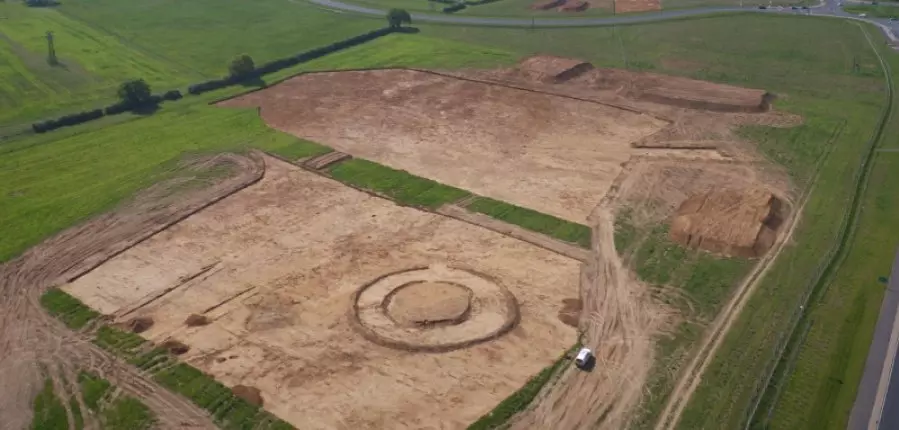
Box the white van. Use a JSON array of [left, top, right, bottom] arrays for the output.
[[575, 347, 593, 370]]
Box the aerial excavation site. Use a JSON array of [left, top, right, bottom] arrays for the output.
[[2, 2, 896, 429]]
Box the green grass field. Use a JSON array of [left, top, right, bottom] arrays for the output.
[[762, 38, 899, 430], [673, 23, 889, 430], [465, 197, 592, 248], [844, 4, 899, 18], [328, 158, 471, 208], [0, 0, 381, 128]]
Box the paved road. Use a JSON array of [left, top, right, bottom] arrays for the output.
[[849, 248, 899, 430], [306, 0, 899, 42]]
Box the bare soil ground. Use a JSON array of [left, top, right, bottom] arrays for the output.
[[62, 156, 580, 430], [219, 69, 669, 224], [615, 0, 662, 13], [0, 153, 264, 429], [215, 61, 799, 430]]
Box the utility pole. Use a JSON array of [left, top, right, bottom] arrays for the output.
[[46, 31, 57, 65]]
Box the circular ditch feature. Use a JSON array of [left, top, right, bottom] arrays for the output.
[[351, 264, 519, 352]]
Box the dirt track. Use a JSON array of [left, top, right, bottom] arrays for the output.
[[0, 153, 263, 429], [509, 207, 670, 430]]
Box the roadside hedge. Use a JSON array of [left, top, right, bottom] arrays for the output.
[[188, 27, 396, 95], [32, 109, 103, 133], [443, 4, 467, 12]]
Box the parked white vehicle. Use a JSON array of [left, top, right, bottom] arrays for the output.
[[575, 347, 593, 370]]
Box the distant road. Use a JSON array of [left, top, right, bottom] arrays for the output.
[[849, 248, 899, 430], [305, 0, 899, 42]]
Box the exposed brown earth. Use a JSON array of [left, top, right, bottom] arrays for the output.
[[0, 153, 264, 429], [62, 157, 579, 429], [670, 188, 786, 258], [615, 0, 662, 14], [385, 281, 472, 327], [233, 385, 264, 407]]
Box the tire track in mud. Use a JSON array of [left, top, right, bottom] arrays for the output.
[[0, 152, 264, 429], [510, 208, 666, 430]]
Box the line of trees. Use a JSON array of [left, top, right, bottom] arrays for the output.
[[30, 12, 414, 134], [32, 79, 181, 133]]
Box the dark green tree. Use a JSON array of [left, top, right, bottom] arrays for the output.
[[228, 54, 256, 79], [116, 79, 152, 106], [387, 8, 412, 28]]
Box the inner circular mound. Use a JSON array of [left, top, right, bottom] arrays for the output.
[[386, 282, 472, 327]]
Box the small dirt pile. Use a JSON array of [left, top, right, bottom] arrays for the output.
[[184, 314, 211, 327], [121, 316, 154, 333], [162, 340, 190, 355], [669, 188, 785, 257], [386, 282, 472, 327], [517, 56, 594, 83]]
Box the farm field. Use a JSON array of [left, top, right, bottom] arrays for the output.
[[0, 8, 897, 430], [61, 156, 581, 429], [0, 0, 381, 128]]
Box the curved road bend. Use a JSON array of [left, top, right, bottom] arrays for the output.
[[303, 0, 899, 427], [306, 0, 899, 42]]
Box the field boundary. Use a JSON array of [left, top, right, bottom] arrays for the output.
[[743, 22, 895, 429], [261, 150, 593, 257], [62, 152, 266, 285]]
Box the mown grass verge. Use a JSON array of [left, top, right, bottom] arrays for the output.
[[31, 378, 69, 430], [467, 343, 579, 430], [328, 158, 471, 209], [30, 371, 156, 430], [616, 217, 753, 429], [40, 288, 100, 330], [466, 197, 592, 248], [38, 289, 295, 430]]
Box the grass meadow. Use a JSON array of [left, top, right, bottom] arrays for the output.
[[3, 5, 899, 430]]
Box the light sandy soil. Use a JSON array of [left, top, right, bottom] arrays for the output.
[[0, 153, 263, 429], [63, 157, 580, 430], [219, 69, 669, 223]]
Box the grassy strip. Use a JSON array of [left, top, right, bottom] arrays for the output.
[[763, 29, 899, 430], [38, 289, 294, 430], [31, 378, 69, 430], [467, 344, 578, 430], [267, 140, 331, 161], [328, 158, 470, 209], [617, 219, 752, 429], [844, 4, 899, 19], [466, 197, 591, 248], [39, 288, 100, 330], [78, 371, 156, 429]]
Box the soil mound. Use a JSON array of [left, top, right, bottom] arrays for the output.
[[232, 385, 264, 407], [122, 316, 154, 333], [559, 0, 588, 11], [518, 56, 594, 83], [669, 188, 785, 257], [162, 340, 190, 355], [387, 282, 472, 327], [184, 314, 210, 327]]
